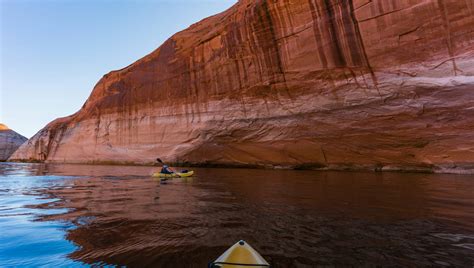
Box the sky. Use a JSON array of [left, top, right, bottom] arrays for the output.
[[0, 0, 237, 138]]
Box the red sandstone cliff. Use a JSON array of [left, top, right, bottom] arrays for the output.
[[10, 0, 474, 173]]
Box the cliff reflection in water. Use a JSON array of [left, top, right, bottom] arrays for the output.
[[17, 164, 471, 267]]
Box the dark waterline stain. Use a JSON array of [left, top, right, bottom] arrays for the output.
[[1, 162, 474, 267]]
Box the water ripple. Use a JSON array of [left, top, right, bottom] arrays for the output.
[[1, 162, 474, 267]]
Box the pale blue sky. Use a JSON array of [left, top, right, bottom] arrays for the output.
[[0, 0, 236, 138]]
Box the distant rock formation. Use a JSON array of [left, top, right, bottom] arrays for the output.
[[0, 124, 27, 161], [10, 0, 474, 173]]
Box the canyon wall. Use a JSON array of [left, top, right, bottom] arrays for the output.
[[0, 124, 27, 161], [11, 0, 474, 173]]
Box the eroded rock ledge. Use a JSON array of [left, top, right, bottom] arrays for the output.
[[10, 0, 474, 174]]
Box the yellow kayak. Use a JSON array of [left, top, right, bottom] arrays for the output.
[[210, 240, 269, 267], [152, 170, 194, 178]]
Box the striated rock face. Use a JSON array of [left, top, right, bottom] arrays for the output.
[[10, 0, 474, 173], [0, 124, 27, 161]]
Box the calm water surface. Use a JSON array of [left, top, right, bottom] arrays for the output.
[[0, 162, 473, 267]]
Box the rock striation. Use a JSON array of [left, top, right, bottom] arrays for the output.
[[0, 124, 27, 161], [10, 0, 474, 173]]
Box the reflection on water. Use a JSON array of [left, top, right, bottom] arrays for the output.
[[1, 162, 473, 267], [0, 163, 85, 267]]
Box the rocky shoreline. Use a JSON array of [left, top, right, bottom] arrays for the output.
[[7, 159, 474, 175]]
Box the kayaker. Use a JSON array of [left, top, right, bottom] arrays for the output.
[[156, 158, 175, 174], [160, 164, 174, 174]]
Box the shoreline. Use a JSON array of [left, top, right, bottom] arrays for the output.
[[6, 159, 474, 175]]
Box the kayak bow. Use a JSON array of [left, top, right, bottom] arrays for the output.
[[210, 240, 270, 267]]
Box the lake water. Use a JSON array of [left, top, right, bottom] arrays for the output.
[[0, 162, 473, 267]]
